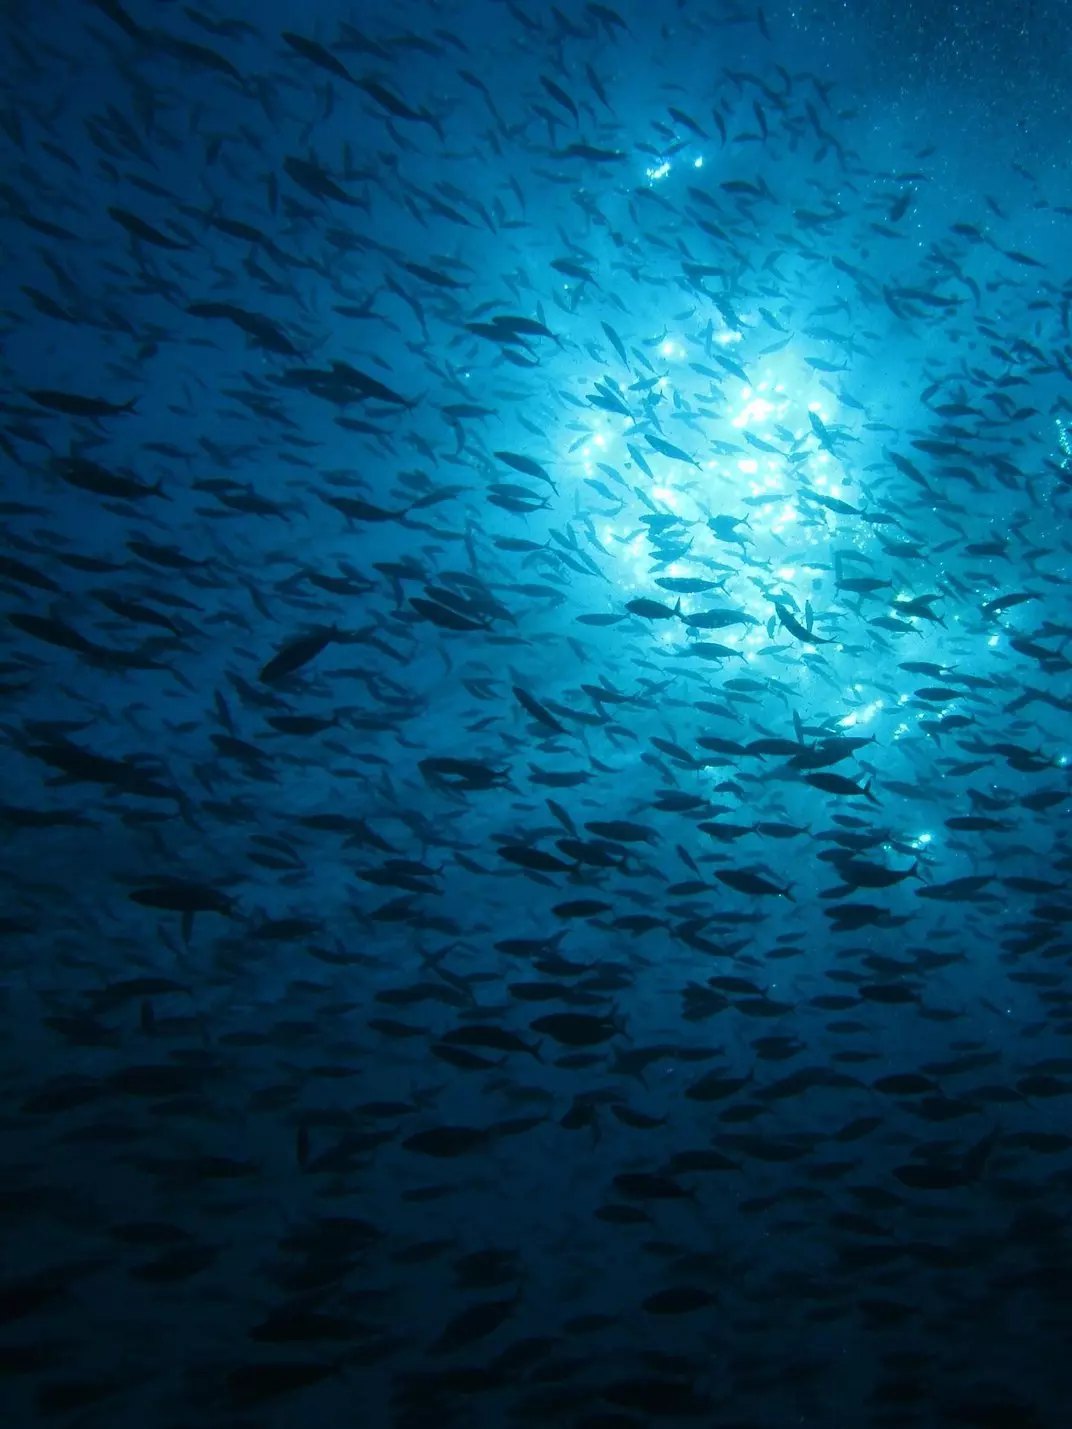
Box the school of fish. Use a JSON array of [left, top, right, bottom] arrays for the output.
[[1, 0, 1072, 1425]]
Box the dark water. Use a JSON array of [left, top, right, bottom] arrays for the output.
[[2, 1, 1072, 1425]]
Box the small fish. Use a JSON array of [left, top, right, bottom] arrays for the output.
[[107, 206, 192, 250], [27, 389, 136, 417], [259, 628, 338, 683]]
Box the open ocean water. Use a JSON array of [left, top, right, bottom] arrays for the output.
[[2, 0, 1072, 1425]]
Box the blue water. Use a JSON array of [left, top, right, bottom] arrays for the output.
[[2, 1, 1071, 1425]]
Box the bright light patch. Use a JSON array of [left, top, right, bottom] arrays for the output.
[[646, 161, 671, 181], [694, 156, 704, 168], [564, 341, 859, 641], [735, 396, 774, 427], [987, 633, 999, 647]]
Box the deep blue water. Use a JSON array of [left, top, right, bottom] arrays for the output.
[[2, 1, 1072, 1425]]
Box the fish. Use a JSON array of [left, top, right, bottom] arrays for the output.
[[281, 30, 356, 85], [259, 627, 339, 683], [26, 389, 136, 417], [107, 206, 192, 250], [0, 8, 1067, 1423], [51, 456, 165, 501]]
